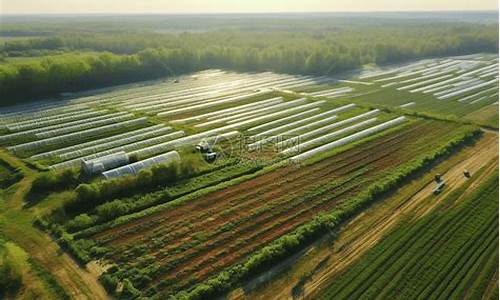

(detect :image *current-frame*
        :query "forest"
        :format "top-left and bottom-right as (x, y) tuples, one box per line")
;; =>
(0, 15), (498, 105)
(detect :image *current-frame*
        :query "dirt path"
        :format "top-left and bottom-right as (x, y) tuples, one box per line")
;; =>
(0, 150), (110, 300)
(229, 132), (498, 300)
(2, 223), (111, 300)
(302, 133), (498, 300)
(411, 132), (498, 218)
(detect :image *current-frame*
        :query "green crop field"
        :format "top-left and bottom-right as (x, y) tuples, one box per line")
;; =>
(319, 171), (499, 300)
(0, 11), (498, 300)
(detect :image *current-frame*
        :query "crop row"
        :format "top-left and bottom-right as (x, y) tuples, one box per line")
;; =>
(319, 171), (498, 300)
(88, 119), (466, 296)
(79, 119), (451, 243)
(172, 121), (480, 300)
(88, 120), (431, 244)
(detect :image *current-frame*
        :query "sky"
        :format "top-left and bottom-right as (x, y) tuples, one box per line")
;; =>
(1, 0), (498, 15)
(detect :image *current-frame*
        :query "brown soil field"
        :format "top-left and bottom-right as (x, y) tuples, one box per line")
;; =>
(228, 131), (498, 300)
(86, 120), (472, 295)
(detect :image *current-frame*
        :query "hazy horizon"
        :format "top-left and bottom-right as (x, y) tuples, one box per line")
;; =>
(1, 10), (499, 16)
(1, 0), (498, 15)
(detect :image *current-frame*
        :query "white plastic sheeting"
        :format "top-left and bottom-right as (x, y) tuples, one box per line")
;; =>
(125, 75), (292, 111)
(195, 98), (306, 128)
(57, 126), (174, 160)
(308, 87), (353, 97)
(31, 124), (166, 160)
(280, 118), (378, 154)
(459, 63), (499, 78)
(287, 116), (407, 162)
(434, 78), (483, 95)
(0, 104), (90, 122)
(5, 110), (107, 132)
(397, 74), (453, 91)
(273, 109), (380, 150)
(399, 102), (416, 108)
(206, 98), (297, 122)
(170, 98), (285, 125)
(437, 79), (497, 100)
(49, 130), (185, 170)
(245, 109), (320, 134)
(479, 70), (499, 78)
(130, 131), (239, 159)
(0, 111), (131, 142)
(35, 112), (134, 139)
(8, 117), (148, 153)
(399, 70), (454, 84)
(221, 101), (326, 130)
(157, 91), (267, 117)
(81, 151), (129, 176)
(468, 96), (487, 104)
(409, 76), (462, 93)
(248, 103), (356, 134)
(247, 114), (339, 150)
(457, 87), (498, 103)
(102, 151), (181, 179)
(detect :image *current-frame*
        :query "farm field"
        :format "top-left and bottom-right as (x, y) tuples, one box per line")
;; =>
(229, 131), (498, 300)
(322, 53), (499, 128)
(59, 118), (477, 298)
(319, 165), (499, 300)
(0, 8), (499, 300)
(1, 53), (498, 175)
(1, 67), (413, 176)
(0, 58), (497, 299)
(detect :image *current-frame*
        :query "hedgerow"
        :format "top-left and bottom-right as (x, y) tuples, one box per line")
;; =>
(170, 126), (480, 300)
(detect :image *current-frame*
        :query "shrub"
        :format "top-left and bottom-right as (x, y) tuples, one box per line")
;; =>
(65, 214), (94, 231)
(151, 163), (179, 185)
(120, 279), (141, 299)
(100, 274), (118, 294)
(30, 168), (79, 194)
(58, 233), (92, 264)
(95, 200), (129, 222)
(74, 183), (99, 204)
(0, 259), (22, 297)
(175, 126), (481, 300)
(63, 158), (200, 216)
(0, 240), (28, 297)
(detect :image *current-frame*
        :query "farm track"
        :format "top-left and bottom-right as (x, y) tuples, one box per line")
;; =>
(231, 132), (498, 300)
(0, 150), (110, 300)
(88, 120), (466, 295)
(335, 196), (488, 300)
(306, 133), (498, 300)
(318, 179), (498, 300)
(312, 137), (495, 297)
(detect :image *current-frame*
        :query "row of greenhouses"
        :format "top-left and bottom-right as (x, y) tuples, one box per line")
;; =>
(356, 53), (498, 107)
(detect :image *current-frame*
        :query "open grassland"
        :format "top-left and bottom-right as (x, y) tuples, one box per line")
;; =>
(318, 167), (499, 300)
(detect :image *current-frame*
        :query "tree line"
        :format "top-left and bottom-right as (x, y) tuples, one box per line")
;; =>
(0, 22), (498, 105)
